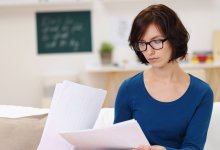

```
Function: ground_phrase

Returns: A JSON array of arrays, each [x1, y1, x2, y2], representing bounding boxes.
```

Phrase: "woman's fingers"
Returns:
[[133, 145, 151, 150]]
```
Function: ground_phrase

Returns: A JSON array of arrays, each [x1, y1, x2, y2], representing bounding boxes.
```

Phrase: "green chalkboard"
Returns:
[[36, 11, 92, 54]]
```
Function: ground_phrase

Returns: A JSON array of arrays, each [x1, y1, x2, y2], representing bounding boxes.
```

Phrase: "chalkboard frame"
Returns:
[[36, 11, 92, 54]]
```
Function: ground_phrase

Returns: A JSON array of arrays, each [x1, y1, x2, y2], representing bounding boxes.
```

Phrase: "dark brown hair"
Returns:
[[129, 4, 189, 64]]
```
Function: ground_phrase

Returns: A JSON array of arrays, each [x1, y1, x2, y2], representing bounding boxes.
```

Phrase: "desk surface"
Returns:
[[86, 62, 220, 73]]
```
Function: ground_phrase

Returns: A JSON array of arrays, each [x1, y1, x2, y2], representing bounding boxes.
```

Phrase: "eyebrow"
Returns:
[[150, 35, 164, 40], [139, 35, 165, 42]]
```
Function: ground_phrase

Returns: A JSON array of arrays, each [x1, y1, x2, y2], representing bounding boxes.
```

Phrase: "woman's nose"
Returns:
[[146, 46, 155, 55]]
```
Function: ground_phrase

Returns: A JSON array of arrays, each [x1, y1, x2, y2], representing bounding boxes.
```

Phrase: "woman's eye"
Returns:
[[139, 43, 145, 46], [152, 40, 161, 44]]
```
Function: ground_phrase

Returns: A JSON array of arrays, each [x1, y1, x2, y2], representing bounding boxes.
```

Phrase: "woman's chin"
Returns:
[[149, 62, 167, 68]]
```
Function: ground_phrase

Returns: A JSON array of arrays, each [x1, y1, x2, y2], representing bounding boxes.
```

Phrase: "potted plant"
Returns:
[[99, 42, 114, 65]]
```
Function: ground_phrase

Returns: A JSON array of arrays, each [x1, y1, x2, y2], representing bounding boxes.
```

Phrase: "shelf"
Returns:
[[102, 0, 147, 3], [86, 62, 220, 73], [0, 0, 92, 11], [102, 0, 148, 7], [180, 62, 220, 69]]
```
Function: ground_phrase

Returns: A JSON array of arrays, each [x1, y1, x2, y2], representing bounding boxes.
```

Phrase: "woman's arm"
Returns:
[[114, 80, 132, 124], [174, 88, 213, 150]]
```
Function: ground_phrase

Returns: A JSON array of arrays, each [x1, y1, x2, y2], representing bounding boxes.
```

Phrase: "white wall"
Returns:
[[0, 3, 98, 107], [0, 0, 220, 107]]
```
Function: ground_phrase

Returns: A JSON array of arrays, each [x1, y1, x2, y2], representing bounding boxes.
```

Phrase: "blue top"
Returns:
[[114, 72, 213, 150]]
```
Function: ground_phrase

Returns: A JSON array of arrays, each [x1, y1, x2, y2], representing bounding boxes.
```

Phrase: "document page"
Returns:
[[60, 119, 150, 150], [37, 81, 107, 150]]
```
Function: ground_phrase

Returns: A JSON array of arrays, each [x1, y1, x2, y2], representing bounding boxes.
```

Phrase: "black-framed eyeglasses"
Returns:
[[134, 38, 168, 52]]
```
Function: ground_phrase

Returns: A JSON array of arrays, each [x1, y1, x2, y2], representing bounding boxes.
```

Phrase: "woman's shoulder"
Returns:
[[121, 72, 143, 88], [190, 74, 213, 94], [124, 71, 143, 83]]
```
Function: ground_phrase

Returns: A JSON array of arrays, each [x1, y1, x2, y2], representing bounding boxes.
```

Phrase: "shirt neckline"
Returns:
[[140, 72, 192, 105]]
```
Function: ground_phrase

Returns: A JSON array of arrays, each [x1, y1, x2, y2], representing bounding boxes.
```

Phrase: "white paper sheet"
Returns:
[[37, 81, 107, 150], [0, 105, 49, 118], [60, 119, 150, 150]]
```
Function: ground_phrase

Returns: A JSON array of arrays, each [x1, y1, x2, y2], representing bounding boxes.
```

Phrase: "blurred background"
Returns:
[[0, 0, 220, 108]]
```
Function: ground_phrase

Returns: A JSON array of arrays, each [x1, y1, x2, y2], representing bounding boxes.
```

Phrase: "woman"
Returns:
[[114, 4, 213, 150]]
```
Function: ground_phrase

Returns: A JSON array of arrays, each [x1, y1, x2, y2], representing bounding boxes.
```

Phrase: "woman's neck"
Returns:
[[148, 62, 184, 83]]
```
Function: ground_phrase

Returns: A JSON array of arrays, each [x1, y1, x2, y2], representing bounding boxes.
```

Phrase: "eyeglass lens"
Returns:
[[136, 39, 167, 52]]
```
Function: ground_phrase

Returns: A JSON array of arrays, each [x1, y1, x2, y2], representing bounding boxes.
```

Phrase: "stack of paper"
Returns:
[[37, 81, 107, 150], [60, 119, 150, 150]]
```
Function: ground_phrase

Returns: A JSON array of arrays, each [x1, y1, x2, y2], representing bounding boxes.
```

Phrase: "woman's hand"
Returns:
[[132, 145, 166, 150]]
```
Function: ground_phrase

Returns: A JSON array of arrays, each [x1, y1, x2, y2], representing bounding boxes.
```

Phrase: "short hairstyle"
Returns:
[[128, 4, 190, 64]]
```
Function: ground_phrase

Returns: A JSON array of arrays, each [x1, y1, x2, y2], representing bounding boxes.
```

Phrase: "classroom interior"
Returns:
[[0, 0, 220, 108]]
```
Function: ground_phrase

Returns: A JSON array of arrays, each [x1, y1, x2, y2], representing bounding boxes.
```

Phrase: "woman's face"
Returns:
[[140, 23, 172, 68]]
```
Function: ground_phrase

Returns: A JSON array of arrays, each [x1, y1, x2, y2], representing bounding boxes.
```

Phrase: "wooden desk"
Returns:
[[86, 63, 220, 107]]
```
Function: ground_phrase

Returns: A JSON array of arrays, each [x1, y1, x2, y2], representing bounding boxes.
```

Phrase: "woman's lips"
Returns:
[[148, 57, 159, 62]]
